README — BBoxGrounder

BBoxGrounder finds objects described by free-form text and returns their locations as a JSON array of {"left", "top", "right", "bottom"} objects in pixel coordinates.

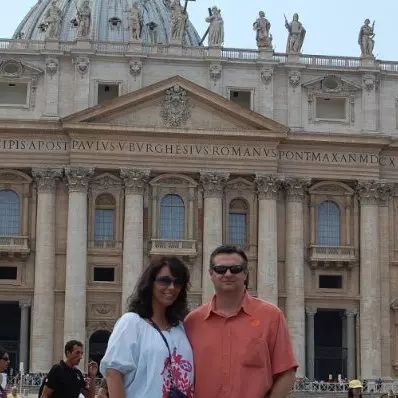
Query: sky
[{"left": 1, "top": 0, "right": 397, "bottom": 60}]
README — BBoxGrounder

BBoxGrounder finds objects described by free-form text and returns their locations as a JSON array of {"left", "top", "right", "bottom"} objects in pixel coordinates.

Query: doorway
[
  {"left": 89, "top": 330, "right": 111, "bottom": 375},
  {"left": 314, "top": 309, "right": 346, "bottom": 381}
]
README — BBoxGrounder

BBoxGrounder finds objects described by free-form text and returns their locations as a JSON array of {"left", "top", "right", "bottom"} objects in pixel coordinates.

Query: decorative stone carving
[
  {"left": 357, "top": 180, "right": 382, "bottom": 205},
  {"left": 288, "top": 70, "right": 301, "bottom": 88},
  {"left": 76, "top": 0, "right": 91, "bottom": 38},
  {"left": 64, "top": 167, "right": 94, "bottom": 193},
  {"left": 32, "top": 168, "right": 63, "bottom": 193},
  {"left": 90, "top": 174, "right": 120, "bottom": 195},
  {"left": 160, "top": 85, "right": 191, "bottom": 128},
  {"left": 0, "top": 60, "right": 23, "bottom": 77},
  {"left": 92, "top": 303, "right": 115, "bottom": 316},
  {"left": 205, "top": 6, "right": 224, "bottom": 47},
  {"left": 171, "top": 0, "right": 188, "bottom": 42},
  {"left": 200, "top": 171, "right": 229, "bottom": 198},
  {"left": 43, "top": 1, "right": 62, "bottom": 39},
  {"left": 226, "top": 178, "right": 253, "bottom": 193},
  {"left": 45, "top": 57, "right": 58, "bottom": 77},
  {"left": 209, "top": 63, "right": 222, "bottom": 82},
  {"left": 285, "top": 13, "right": 306, "bottom": 53},
  {"left": 345, "top": 309, "right": 358, "bottom": 318},
  {"left": 129, "top": 60, "right": 142, "bottom": 79},
  {"left": 255, "top": 174, "right": 283, "bottom": 200},
  {"left": 363, "top": 74, "right": 376, "bottom": 91},
  {"left": 74, "top": 56, "right": 90, "bottom": 76},
  {"left": 253, "top": 11, "right": 272, "bottom": 49},
  {"left": 260, "top": 67, "right": 273, "bottom": 85},
  {"left": 120, "top": 168, "right": 150, "bottom": 195},
  {"left": 378, "top": 182, "right": 393, "bottom": 206},
  {"left": 284, "top": 178, "right": 309, "bottom": 202},
  {"left": 128, "top": 1, "right": 142, "bottom": 41},
  {"left": 391, "top": 298, "right": 398, "bottom": 311},
  {"left": 358, "top": 19, "right": 375, "bottom": 58}
]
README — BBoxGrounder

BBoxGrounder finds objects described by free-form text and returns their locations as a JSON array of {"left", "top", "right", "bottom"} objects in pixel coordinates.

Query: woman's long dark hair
[
  {"left": 348, "top": 389, "right": 362, "bottom": 398},
  {"left": 127, "top": 256, "right": 190, "bottom": 326}
]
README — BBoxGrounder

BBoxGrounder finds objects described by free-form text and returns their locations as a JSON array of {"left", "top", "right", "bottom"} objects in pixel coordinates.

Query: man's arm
[
  {"left": 40, "top": 385, "right": 54, "bottom": 398},
  {"left": 268, "top": 368, "right": 296, "bottom": 398}
]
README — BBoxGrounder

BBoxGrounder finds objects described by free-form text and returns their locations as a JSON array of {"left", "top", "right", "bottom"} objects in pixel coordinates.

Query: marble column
[
  {"left": 120, "top": 168, "right": 150, "bottom": 311},
  {"left": 357, "top": 181, "right": 381, "bottom": 379},
  {"left": 255, "top": 174, "right": 282, "bottom": 305},
  {"left": 285, "top": 178, "right": 308, "bottom": 377},
  {"left": 31, "top": 168, "right": 62, "bottom": 372},
  {"left": 19, "top": 300, "right": 31, "bottom": 372},
  {"left": 63, "top": 167, "right": 93, "bottom": 346},
  {"left": 200, "top": 171, "right": 229, "bottom": 303},
  {"left": 346, "top": 310, "right": 357, "bottom": 380},
  {"left": 306, "top": 308, "right": 316, "bottom": 380}
]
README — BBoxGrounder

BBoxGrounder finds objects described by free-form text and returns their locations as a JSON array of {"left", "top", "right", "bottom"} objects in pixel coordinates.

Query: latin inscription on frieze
[{"left": 0, "top": 138, "right": 396, "bottom": 168}]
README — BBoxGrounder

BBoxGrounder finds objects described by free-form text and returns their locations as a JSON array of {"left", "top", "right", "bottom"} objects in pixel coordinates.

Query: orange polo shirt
[{"left": 184, "top": 293, "right": 298, "bottom": 398}]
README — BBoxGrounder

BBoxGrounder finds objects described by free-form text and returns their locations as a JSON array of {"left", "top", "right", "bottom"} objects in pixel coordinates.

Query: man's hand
[{"left": 87, "top": 361, "right": 98, "bottom": 378}]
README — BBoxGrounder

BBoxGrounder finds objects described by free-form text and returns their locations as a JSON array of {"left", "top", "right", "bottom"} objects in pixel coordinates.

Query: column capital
[
  {"left": 19, "top": 299, "right": 31, "bottom": 308},
  {"left": 32, "top": 168, "right": 63, "bottom": 193},
  {"left": 255, "top": 174, "right": 283, "bottom": 200},
  {"left": 284, "top": 178, "right": 310, "bottom": 203},
  {"left": 120, "top": 168, "right": 150, "bottom": 195},
  {"left": 357, "top": 180, "right": 393, "bottom": 206},
  {"left": 200, "top": 171, "right": 229, "bottom": 198},
  {"left": 65, "top": 167, "right": 94, "bottom": 193},
  {"left": 345, "top": 309, "right": 358, "bottom": 318},
  {"left": 305, "top": 307, "right": 317, "bottom": 317}
]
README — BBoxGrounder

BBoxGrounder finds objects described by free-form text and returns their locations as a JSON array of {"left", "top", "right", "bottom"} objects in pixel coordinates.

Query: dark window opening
[
  {"left": 94, "top": 267, "right": 115, "bottom": 282},
  {"left": 229, "top": 90, "right": 252, "bottom": 110},
  {"left": 0, "top": 267, "right": 17, "bottom": 280},
  {"left": 319, "top": 275, "right": 342, "bottom": 289},
  {"left": 97, "top": 84, "right": 119, "bottom": 105}
]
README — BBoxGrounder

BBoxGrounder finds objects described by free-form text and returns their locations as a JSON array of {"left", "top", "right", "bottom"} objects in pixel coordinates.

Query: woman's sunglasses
[
  {"left": 211, "top": 265, "right": 246, "bottom": 275},
  {"left": 1, "top": 356, "right": 9, "bottom": 361},
  {"left": 155, "top": 276, "right": 185, "bottom": 288}
]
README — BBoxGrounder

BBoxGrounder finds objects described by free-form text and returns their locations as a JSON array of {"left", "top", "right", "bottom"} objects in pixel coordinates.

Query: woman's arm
[{"left": 106, "top": 369, "right": 125, "bottom": 398}]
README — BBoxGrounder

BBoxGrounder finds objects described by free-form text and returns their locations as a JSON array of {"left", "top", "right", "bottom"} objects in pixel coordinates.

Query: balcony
[
  {"left": 150, "top": 239, "right": 197, "bottom": 257},
  {"left": 308, "top": 245, "right": 357, "bottom": 269},
  {"left": 88, "top": 240, "right": 122, "bottom": 255},
  {"left": 0, "top": 236, "right": 30, "bottom": 258}
]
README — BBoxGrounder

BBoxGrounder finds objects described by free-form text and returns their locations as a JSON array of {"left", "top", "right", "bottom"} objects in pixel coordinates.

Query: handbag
[{"left": 150, "top": 319, "right": 187, "bottom": 398}]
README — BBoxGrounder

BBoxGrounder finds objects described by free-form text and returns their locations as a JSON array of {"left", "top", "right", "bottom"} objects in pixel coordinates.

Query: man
[
  {"left": 184, "top": 245, "right": 297, "bottom": 398},
  {"left": 0, "top": 348, "right": 10, "bottom": 398},
  {"left": 41, "top": 340, "right": 97, "bottom": 398}
]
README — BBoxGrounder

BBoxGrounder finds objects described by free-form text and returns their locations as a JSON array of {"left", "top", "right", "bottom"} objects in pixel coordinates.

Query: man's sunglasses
[
  {"left": 155, "top": 276, "right": 185, "bottom": 288},
  {"left": 1, "top": 356, "right": 9, "bottom": 361},
  {"left": 211, "top": 265, "right": 246, "bottom": 275}
]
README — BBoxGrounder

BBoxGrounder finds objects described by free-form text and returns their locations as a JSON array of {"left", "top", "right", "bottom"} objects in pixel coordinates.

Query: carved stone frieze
[
  {"left": 90, "top": 174, "right": 121, "bottom": 195},
  {"left": 91, "top": 303, "right": 115, "bottom": 316},
  {"left": 260, "top": 67, "right": 273, "bottom": 85},
  {"left": 226, "top": 178, "right": 254, "bottom": 193},
  {"left": 32, "top": 168, "right": 63, "bottom": 193},
  {"left": 73, "top": 56, "right": 90, "bottom": 76},
  {"left": 288, "top": 70, "right": 301, "bottom": 88},
  {"left": 64, "top": 167, "right": 94, "bottom": 193},
  {"left": 200, "top": 171, "right": 229, "bottom": 198},
  {"left": 129, "top": 59, "right": 142, "bottom": 78},
  {"left": 284, "top": 178, "right": 309, "bottom": 202},
  {"left": 209, "top": 63, "right": 222, "bottom": 82},
  {"left": 160, "top": 84, "right": 191, "bottom": 128},
  {"left": 121, "top": 168, "right": 150, "bottom": 195},
  {"left": 45, "top": 57, "right": 59, "bottom": 77},
  {"left": 255, "top": 174, "right": 283, "bottom": 200}
]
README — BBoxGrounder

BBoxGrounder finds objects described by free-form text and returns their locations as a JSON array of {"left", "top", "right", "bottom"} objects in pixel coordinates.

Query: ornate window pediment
[
  {"left": 226, "top": 177, "right": 254, "bottom": 192},
  {"left": 303, "top": 75, "right": 362, "bottom": 94}
]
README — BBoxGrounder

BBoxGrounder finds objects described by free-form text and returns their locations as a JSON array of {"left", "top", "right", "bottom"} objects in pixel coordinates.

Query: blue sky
[{"left": 1, "top": 0, "right": 397, "bottom": 60}]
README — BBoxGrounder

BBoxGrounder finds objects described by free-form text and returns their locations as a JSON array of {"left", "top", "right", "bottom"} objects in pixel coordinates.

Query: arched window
[
  {"left": 89, "top": 330, "right": 111, "bottom": 376},
  {"left": 0, "top": 190, "right": 20, "bottom": 236},
  {"left": 94, "top": 194, "right": 116, "bottom": 241},
  {"left": 228, "top": 198, "right": 248, "bottom": 247},
  {"left": 317, "top": 201, "right": 340, "bottom": 246},
  {"left": 159, "top": 194, "right": 185, "bottom": 240}
]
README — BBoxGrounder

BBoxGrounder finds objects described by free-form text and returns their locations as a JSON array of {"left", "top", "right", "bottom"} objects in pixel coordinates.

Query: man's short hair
[
  {"left": 209, "top": 245, "right": 248, "bottom": 267},
  {"left": 64, "top": 340, "right": 83, "bottom": 356}
]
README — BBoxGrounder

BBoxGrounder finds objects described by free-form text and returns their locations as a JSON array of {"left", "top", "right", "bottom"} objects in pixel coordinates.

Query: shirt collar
[{"left": 204, "top": 291, "right": 253, "bottom": 319}]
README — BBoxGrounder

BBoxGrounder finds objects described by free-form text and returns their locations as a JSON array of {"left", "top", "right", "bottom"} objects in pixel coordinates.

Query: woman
[
  {"left": 0, "top": 347, "right": 9, "bottom": 398},
  {"left": 348, "top": 380, "right": 363, "bottom": 397},
  {"left": 100, "top": 257, "right": 193, "bottom": 398},
  {"left": 95, "top": 378, "right": 108, "bottom": 398}
]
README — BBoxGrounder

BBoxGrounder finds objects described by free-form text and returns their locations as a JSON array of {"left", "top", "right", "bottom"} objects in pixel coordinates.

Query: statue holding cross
[{"left": 205, "top": 6, "right": 224, "bottom": 47}]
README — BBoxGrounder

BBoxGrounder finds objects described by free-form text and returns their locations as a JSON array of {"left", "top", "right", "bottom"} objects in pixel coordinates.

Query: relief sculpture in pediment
[{"left": 160, "top": 84, "right": 191, "bottom": 128}]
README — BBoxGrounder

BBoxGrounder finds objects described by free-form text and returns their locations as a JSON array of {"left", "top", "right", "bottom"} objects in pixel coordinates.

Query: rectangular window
[
  {"left": 0, "top": 266, "right": 18, "bottom": 280},
  {"left": 93, "top": 267, "right": 115, "bottom": 282},
  {"left": 0, "top": 82, "right": 28, "bottom": 106},
  {"left": 316, "top": 97, "right": 346, "bottom": 120},
  {"left": 95, "top": 209, "right": 114, "bottom": 241},
  {"left": 97, "top": 84, "right": 119, "bottom": 105},
  {"left": 228, "top": 213, "right": 247, "bottom": 247},
  {"left": 229, "top": 90, "right": 252, "bottom": 110},
  {"left": 319, "top": 275, "right": 342, "bottom": 289}
]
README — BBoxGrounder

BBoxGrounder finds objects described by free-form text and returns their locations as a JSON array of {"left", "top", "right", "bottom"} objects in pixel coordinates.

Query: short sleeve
[
  {"left": 45, "top": 364, "right": 61, "bottom": 391},
  {"left": 269, "top": 310, "right": 298, "bottom": 376},
  {"left": 100, "top": 313, "right": 141, "bottom": 376}
]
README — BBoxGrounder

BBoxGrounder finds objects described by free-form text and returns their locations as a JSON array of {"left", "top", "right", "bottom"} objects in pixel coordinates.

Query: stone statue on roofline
[
  {"left": 206, "top": 6, "right": 224, "bottom": 47},
  {"left": 285, "top": 13, "right": 306, "bottom": 53},
  {"left": 76, "top": 0, "right": 91, "bottom": 38},
  {"left": 43, "top": 0, "right": 62, "bottom": 39},
  {"left": 128, "top": 1, "right": 142, "bottom": 41},
  {"left": 171, "top": 0, "right": 188, "bottom": 42},
  {"left": 253, "top": 11, "right": 272, "bottom": 49},
  {"left": 358, "top": 18, "right": 375, "bottom": 58}
]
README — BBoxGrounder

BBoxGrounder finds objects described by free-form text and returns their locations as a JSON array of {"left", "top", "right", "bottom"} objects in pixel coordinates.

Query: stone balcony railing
[
  {"left": 88, "top": 239, "right": 122, "bottom": 251},
  {"left": 309, "top": 245, "right": 357, "bottom": 268},
  {"left": 1, "top": 38, "right": 398, "bottom": 72},
  {"left": 150, "top": 239, "right": 197, "bottom": 257},
  {"left": 0, "top": 235, "right": 30, "bottom": 257}
]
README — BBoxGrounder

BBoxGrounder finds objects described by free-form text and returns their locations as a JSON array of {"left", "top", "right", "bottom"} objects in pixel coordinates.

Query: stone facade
[{"left": 2, "top": 7, "right": 398, "bottom": 382}]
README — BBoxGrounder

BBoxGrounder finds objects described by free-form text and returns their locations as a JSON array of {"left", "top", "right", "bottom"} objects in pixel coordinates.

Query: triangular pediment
[
  {"left": 303, "top": 74, "right": 362, "bottom": 93},
  {"left": 63, "top": 75, "right": 289, "bottom": 133},
  {"left": 0, "top": 59, "right": 44, "bottom": 78}
]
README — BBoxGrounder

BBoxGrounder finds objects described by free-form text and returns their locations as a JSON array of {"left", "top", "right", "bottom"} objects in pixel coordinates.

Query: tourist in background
[
  {"left": 0, "top": 348, "right": 9, "bottom": 398},
  {"left": 348, "top": 379, "right": 363, "bottom": 397}
]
